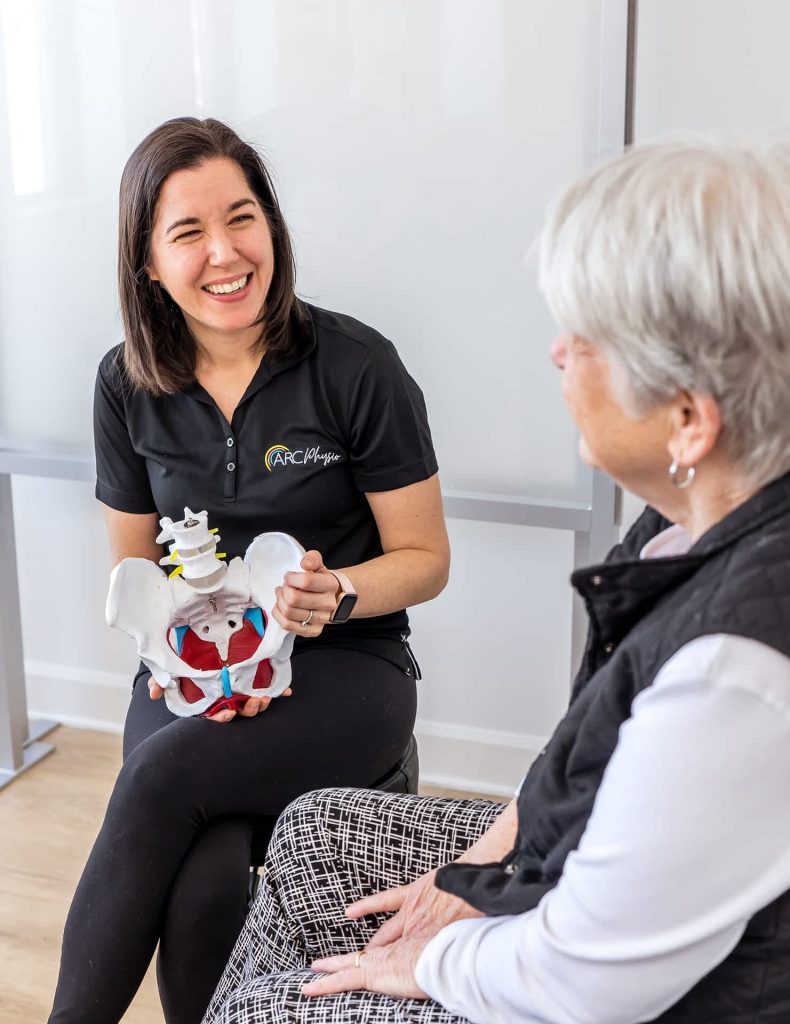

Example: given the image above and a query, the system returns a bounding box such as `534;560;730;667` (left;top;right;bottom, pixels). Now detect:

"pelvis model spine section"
157;506;227;593
106;507;305;718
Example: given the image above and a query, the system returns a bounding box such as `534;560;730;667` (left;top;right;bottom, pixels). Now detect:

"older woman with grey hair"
203;141;790;1024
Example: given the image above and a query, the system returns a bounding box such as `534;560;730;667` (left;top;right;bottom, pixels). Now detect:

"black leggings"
48;647;416;1024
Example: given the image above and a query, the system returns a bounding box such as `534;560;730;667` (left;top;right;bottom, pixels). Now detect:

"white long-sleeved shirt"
415;535;790;1023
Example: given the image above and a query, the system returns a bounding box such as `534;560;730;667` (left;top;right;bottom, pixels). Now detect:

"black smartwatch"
328;569;358;623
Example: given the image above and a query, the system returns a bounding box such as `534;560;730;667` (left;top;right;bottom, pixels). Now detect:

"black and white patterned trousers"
202;787;503;1023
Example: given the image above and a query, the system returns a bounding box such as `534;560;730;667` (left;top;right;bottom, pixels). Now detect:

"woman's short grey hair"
539;140;790;488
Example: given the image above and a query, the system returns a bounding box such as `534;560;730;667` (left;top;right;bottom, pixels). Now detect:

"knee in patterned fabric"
267;788;346;861
219;971;315;1024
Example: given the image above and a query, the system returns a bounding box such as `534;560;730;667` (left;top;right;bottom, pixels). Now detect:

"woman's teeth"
204;274;249;295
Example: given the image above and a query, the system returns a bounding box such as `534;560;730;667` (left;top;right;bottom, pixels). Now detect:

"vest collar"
572;470;790;649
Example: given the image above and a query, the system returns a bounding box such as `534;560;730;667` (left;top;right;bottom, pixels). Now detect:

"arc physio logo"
264;443;342;472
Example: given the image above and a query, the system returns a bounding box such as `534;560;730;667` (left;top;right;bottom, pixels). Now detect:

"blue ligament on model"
174;624;189;656
243;607;265;637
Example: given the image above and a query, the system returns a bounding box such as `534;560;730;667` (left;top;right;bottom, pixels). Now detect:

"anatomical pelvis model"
106;507;304;717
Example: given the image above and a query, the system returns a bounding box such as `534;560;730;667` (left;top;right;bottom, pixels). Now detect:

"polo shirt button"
603;642;615;654
227;437;234;447
227;462;236;472
591;574;603;586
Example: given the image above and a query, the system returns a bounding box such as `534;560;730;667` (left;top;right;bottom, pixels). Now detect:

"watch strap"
328;569;356;597
327;569;357;623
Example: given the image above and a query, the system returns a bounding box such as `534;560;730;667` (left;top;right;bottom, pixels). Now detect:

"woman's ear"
146;264;160;283
667;390;723;468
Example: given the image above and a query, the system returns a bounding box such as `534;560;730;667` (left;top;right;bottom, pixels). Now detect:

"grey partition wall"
0;0;633;791
0;448;93;786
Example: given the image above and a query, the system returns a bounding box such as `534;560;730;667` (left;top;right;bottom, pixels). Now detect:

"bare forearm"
102;506;162;568
341;548;450;619
348;476;449;618
457;798;518;865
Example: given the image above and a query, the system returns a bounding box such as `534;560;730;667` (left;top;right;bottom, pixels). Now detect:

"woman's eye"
174;230;200;242
231;214;254;225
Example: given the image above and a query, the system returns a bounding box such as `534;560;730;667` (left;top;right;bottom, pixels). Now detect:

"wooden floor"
0;726;493;1024
0;727;162;1023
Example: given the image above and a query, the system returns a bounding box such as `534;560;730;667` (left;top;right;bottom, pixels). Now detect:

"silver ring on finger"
300;609;314;627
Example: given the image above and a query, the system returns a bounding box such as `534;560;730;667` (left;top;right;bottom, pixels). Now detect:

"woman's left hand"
302;936;430;1000
272;550;339;638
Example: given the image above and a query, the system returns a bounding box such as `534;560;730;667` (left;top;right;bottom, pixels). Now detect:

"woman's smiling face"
147;157;275;350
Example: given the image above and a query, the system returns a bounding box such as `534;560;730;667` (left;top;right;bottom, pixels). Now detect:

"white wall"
2;0;615;796
10;0;790;797
11;1;790;794
636;0;790;142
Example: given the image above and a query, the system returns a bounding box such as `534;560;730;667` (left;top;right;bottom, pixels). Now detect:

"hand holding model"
273;548;357;638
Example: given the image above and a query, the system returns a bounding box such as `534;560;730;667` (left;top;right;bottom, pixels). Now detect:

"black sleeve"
93;354;157;514
346;339;439;492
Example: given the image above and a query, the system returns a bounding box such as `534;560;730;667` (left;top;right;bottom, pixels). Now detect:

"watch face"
332;592;358;623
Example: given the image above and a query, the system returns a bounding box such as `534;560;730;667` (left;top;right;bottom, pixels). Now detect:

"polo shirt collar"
183;304;317;408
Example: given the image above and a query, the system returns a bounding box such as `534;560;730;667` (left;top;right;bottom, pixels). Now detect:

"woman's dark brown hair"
118;117;304;394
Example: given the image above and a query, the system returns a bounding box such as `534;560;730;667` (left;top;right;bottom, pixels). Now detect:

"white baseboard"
24;660;546;796
26;659;131;736
414;719;544;798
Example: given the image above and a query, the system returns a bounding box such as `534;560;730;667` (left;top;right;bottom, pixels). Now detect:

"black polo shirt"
94;302;438;667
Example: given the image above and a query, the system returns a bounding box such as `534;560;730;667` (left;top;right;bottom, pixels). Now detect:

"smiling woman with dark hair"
47;117;450;1024
117;117;303;394
201;140;790;1024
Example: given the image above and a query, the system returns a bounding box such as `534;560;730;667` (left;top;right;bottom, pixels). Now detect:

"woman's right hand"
345;868;482;949
147;678;292;723
346;800;517;947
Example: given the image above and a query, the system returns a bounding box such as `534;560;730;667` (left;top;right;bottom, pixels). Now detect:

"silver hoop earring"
669;458;696;489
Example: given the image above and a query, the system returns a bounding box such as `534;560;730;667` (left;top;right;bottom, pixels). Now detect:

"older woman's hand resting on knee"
304;800;519;998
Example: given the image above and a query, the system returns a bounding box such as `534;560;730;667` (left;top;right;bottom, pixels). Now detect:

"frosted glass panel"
637;0;790;141
0;0;607;499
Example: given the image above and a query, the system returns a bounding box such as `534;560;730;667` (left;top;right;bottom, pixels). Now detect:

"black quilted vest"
437;471;790;1022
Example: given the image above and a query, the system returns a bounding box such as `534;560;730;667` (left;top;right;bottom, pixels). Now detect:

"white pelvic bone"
107;516;305;717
